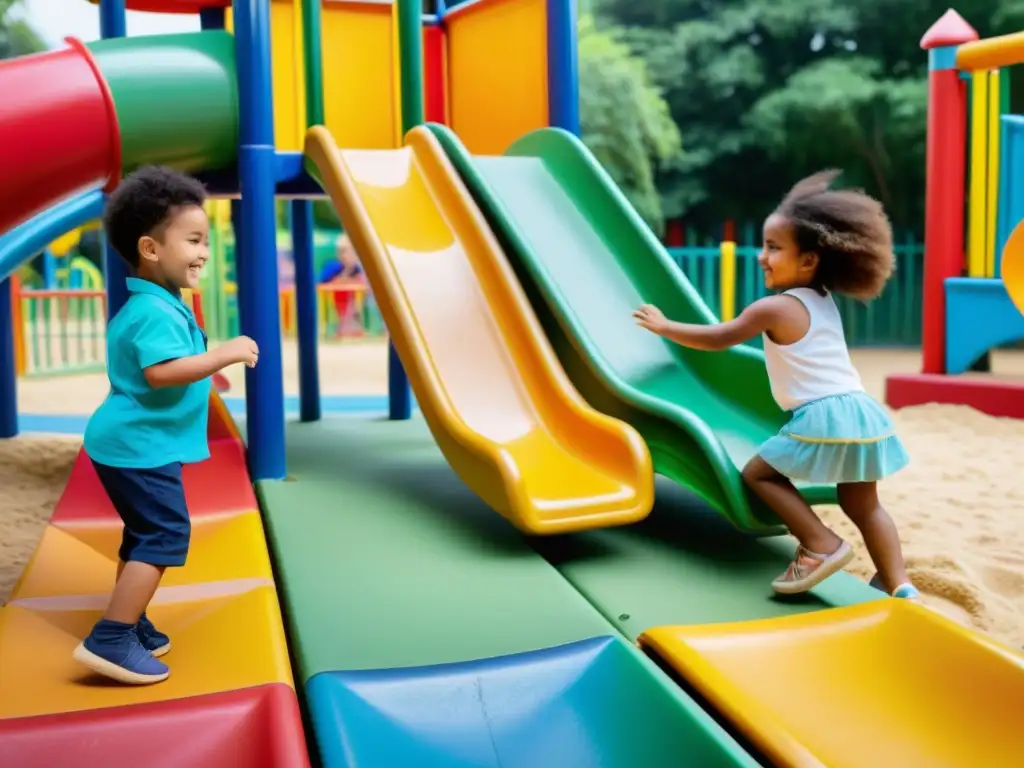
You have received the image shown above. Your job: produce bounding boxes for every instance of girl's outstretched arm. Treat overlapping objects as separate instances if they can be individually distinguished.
[633,297,791,351]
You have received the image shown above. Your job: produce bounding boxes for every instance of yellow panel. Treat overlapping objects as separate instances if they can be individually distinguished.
[987,69,1001,277]
[0,586,292,719]
[322,2,398,149]
[225,4,305,151]
[304,126,653,535]
[9,512,272,601]
[641,601,1024,768]
[446,0,548,154]
[968,71,989,278]
[447,0,549,154]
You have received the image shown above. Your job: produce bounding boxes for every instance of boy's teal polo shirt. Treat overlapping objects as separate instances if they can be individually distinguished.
[84,278,212,469]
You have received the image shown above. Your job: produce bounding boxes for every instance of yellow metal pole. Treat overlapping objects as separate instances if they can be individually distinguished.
[11,276,25,376]
[720,241,737,321]
[968,70,989,278]
[986,68,1001,277]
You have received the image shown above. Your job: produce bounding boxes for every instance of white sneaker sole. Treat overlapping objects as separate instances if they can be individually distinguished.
[150,641,171,658]
[72,643,169,685]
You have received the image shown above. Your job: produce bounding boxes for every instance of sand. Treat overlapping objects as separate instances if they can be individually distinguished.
[0,435,80,604]
[2,343,1023,651]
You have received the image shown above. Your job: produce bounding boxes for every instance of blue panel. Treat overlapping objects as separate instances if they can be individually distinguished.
[996,115,1024,268]
[945,278,1024,373]
[928,46,958,71]
[305,636,751,768]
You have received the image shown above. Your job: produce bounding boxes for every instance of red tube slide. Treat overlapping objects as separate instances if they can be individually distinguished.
[0,39,121,234]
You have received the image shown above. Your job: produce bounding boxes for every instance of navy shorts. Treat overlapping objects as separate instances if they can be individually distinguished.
[91,460,191,567]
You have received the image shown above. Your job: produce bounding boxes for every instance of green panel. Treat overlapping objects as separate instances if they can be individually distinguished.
[88,32,238,173]
[433,124,836,535]
[533,478,880,641]
[257,417,616,680]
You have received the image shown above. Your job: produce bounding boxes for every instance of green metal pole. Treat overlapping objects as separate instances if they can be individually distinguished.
[387,0,423,420]
[397,0,424,133]
[301,0,325,127]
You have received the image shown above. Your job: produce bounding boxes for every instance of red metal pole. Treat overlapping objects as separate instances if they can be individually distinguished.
[423,22,447,124]
[920,61,967,373]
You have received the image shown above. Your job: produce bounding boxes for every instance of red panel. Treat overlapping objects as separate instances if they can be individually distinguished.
[0,683,310,768]
[423,25,447,125]
[51,439,256,524]
[0,41,120,233]
[886,373,1024,418]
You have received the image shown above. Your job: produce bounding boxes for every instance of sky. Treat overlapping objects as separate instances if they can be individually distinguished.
[18,0,200,47]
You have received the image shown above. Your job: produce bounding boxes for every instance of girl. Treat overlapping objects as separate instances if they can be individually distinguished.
[634,170,918,600]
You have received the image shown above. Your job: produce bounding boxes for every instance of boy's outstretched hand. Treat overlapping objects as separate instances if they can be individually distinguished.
[220,335,260,368]
[634,304,669,335]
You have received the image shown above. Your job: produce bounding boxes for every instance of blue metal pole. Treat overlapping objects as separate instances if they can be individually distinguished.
[291,199,320,422]
[0,279,17,438]
[545,0,580,135]
[99,0,130,319]
[233,0,286,480]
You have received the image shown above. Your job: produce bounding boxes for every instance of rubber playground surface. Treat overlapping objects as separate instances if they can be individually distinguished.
[260,415,1024,767]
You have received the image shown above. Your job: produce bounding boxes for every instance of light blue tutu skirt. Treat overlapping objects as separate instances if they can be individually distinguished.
[759,391,909,484]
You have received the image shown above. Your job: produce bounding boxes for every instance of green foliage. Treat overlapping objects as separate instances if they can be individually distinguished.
[578,14,682,233]
[0,0,45,59]
[594,0,1024,231]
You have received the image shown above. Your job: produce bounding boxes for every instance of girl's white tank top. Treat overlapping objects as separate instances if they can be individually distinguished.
[761,287,864,412]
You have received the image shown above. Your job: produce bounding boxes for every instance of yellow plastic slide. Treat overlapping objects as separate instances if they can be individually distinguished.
[304,126,653,535]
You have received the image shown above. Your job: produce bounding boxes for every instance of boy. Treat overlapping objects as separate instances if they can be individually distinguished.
[319,233,366,337]
[74,167,259,684]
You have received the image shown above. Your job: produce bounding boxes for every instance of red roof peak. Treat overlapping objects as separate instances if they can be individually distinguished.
[921,9,979,50]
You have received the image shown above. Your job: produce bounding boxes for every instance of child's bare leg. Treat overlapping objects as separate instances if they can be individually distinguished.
[104,561,165,625]
[743,456,854,593]
[742,456,842,554]
[837,482,910,593]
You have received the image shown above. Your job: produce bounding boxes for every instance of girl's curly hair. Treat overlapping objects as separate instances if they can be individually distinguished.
[774,170,895,300]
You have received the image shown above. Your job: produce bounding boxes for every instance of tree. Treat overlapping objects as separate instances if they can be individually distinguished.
[0,0,45,60]
[595,0,1022,231]
[578,15,682,233]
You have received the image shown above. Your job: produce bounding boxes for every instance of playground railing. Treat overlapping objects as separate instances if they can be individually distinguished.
[207,282,386,342]
[278,283,385,341]
[16,286,107,376]
[667,232,925,347]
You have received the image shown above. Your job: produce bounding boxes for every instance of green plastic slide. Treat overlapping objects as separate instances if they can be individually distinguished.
[433,125,836,533]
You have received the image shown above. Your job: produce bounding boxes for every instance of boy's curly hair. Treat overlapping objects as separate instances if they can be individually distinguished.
[103,166,207,268]
[775,170,894,300]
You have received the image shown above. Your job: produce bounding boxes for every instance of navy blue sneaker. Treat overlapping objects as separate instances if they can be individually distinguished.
[137,612,171,657]
[73,619,169,684]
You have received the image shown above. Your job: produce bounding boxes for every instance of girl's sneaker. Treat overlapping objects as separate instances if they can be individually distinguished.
[772,541,854,595]
[73,618,169,685]
[137,612,171,657]
[892,583,922,602]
